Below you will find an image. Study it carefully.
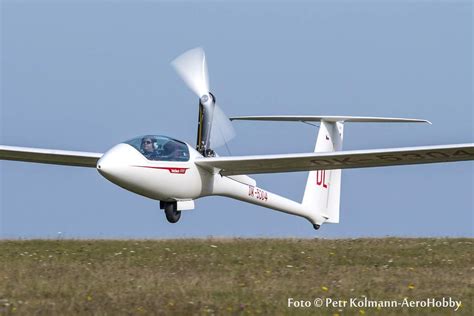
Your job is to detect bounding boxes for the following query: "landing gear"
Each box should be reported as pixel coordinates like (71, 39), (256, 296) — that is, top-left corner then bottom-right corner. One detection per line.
(162, 201), (181, 223)
(313, 224), (320, 230)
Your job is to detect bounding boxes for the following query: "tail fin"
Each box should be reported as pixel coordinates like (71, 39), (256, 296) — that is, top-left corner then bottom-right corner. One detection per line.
(230, 115), (430, 226)
(302, 120), (344, 223)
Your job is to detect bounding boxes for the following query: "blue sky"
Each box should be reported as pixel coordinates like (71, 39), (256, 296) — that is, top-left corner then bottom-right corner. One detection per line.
(1, 0), (472, 238)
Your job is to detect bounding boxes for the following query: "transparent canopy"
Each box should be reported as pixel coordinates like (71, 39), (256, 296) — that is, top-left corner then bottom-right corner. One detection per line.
(125, 135), (190, 162)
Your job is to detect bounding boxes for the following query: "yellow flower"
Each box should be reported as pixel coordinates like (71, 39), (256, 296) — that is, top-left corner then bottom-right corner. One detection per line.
(408, 284), (415, 290)
(359, 309), (366, 314)
(321, 286), (329, 291)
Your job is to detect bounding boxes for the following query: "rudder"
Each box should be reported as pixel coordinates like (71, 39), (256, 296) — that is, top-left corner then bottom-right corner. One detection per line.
(302, 120), (343, 223)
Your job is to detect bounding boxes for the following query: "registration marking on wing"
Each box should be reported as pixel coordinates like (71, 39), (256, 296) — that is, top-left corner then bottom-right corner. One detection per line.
(309, 149), (474, 167)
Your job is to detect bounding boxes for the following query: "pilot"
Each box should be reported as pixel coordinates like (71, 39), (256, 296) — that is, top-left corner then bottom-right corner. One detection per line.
(140, 137), (159, 160)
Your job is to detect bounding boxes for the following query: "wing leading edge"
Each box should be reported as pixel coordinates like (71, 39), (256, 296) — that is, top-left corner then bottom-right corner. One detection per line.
(0, 145), (102, 168)
(195, 144), (474, 176)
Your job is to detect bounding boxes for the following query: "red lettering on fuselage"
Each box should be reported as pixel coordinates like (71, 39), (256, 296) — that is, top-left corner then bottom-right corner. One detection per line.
(248, 185), (268, 201)
(133, 166), (188, 174)
(316, 170), (329, 188)
(248, 185), (255, 197)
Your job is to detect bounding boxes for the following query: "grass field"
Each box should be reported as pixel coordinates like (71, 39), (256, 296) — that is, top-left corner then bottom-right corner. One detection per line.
(0, 238), (472, 315)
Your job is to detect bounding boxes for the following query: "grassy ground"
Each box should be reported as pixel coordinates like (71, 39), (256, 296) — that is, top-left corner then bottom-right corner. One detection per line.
(0, 238), (472, 315)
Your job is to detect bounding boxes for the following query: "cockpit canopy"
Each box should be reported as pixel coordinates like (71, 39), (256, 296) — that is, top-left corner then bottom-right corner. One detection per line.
(125, 135), (190, 162)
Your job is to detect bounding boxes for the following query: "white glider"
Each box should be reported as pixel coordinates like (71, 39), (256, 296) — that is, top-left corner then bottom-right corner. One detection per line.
(1, 48), (473, 230)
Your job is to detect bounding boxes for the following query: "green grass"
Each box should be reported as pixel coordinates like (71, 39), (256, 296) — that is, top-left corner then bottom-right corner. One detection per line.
(0, 238), (472, 315)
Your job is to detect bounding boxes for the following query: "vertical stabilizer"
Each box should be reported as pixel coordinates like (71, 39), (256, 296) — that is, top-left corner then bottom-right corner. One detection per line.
(302, 120), (344, 223)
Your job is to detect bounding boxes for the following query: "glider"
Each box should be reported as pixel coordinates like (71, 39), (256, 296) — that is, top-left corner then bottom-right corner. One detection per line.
(1, 48), (473, 229)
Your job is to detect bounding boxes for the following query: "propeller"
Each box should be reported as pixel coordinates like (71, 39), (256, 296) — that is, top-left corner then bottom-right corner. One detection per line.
(210, 103), (235, 149)
(171, 47), (209, 98)
(171, 47), (235, 150)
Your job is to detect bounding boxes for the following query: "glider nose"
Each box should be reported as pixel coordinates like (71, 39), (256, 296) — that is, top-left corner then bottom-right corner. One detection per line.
(97, 148), (118, 178)
(96, 143), (141, 181)
(96, 154), (116, 178)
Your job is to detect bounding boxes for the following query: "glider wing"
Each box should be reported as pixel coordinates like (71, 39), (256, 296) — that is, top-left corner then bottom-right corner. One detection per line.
(0, 145), (102, 168)
(195, 144), (474, 175)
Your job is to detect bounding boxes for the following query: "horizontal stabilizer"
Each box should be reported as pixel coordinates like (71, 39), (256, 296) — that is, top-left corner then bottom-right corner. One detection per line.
(230, 115), (431, 124)
(0, 145), (102, 168)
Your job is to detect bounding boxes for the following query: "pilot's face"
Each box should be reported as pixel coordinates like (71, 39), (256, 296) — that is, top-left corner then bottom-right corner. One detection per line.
(142, 139), (154, 153)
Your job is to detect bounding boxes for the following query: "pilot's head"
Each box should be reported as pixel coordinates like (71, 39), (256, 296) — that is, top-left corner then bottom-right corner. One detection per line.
(141, 137), (156, 153)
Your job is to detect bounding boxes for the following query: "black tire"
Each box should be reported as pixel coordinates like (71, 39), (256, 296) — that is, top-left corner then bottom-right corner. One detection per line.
(164, 202), (181, 223)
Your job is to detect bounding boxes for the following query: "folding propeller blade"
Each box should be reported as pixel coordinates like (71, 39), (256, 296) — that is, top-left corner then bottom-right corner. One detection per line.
(210, 104), (236, 148)
(171, 47), (209, 98)
(172, 47), (235, 150)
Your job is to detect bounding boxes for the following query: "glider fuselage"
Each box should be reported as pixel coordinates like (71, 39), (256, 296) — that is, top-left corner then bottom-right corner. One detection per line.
(97, 140), (324, 225)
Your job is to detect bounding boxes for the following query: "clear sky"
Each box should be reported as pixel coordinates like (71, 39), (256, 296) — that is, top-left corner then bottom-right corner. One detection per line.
(1, 0), (472, 238)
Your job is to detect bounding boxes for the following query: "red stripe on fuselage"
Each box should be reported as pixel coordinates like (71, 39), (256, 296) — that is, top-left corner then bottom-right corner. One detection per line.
(132, 166), (188, 174)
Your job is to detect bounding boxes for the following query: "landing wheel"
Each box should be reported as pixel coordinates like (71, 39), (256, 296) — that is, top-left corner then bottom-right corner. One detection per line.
(313, 224), (320, 230)
(164, 202), (181, 223)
